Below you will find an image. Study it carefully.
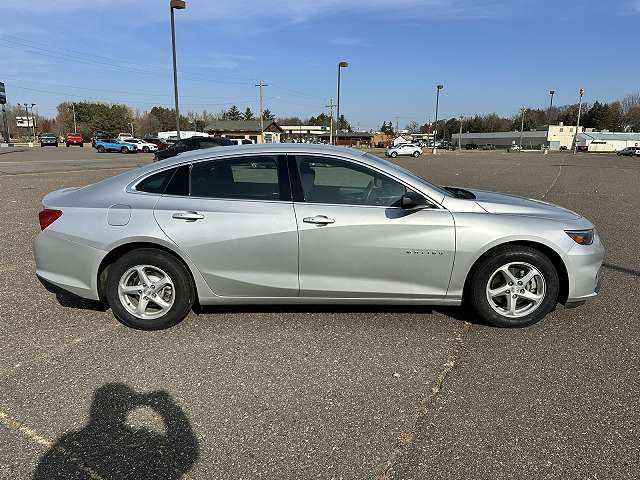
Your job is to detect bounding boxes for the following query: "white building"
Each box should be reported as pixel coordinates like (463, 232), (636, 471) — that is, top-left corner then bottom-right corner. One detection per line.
(157, 130), (209, 140)
(281, 125), (330, 142)
(576, 131), (640, 152)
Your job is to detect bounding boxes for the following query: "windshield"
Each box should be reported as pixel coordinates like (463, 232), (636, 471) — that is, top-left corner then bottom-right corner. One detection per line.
(362, 153), (451, 197)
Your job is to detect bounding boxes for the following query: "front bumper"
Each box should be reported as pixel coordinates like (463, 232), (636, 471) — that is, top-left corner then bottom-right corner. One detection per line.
(564, 233), (605, 304)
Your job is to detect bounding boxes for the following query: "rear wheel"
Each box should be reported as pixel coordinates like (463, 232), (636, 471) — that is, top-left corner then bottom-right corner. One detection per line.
(106, 248), (195, 330)
(413, 150), (420, 157)
(467, 246), (559, 327)
(142, 146), (150, 153)
(97, 145), (105, 153)
(391, 151), (398, 158)
(121, 146), (128, 154)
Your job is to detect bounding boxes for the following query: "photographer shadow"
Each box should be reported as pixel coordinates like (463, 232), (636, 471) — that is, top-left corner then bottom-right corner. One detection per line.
(33, 383), (199, 480)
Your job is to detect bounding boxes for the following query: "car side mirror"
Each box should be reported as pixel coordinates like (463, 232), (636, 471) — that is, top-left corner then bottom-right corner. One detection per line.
(401, 191), (429, 210)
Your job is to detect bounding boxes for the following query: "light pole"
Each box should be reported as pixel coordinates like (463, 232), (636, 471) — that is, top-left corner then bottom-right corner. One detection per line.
(458, 115), (463, 150)
(573, 88), (585, 154)
(336, 61), (348, 145)
(170, 0), (186, 140)
(548, 90), (555, 124)
(519, 107), (526, 150)
(27, 103), (36, 141)
(326, 97), (335, 145)
(71, 103), (77, 133)
(432, 84), (443, 153)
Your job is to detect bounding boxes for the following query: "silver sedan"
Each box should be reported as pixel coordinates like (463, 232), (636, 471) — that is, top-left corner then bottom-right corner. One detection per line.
(33, 144), (604, 330)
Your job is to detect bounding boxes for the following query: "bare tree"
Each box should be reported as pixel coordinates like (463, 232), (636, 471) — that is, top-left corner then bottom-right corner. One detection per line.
(405, 121), (421, 134)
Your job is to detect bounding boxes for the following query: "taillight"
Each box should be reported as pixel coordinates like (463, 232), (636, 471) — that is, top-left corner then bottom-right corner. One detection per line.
(39, 209), (63, 230)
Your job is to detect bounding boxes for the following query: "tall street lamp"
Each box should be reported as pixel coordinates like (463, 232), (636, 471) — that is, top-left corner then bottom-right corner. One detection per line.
(458, 115), (464, 150)
(548, 90), (555, 124)
(519, 107), (526, 150)
(432, 84), (443, 153)
(573, 88), (585, 154)
(335, 61), (348, 145)
(170, 0), (186, 140)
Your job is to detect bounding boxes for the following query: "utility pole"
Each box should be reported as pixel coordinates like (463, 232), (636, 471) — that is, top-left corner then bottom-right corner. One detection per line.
(326, 97), (335, 145)
(255, 80), (269, 143)
(71, 103), (77, 133)
(573, 88), (585, 154)
(336, 61), (348, 145)
(394, 116), (400, 135)
(519, 107), (526, 150)
(458, 115), (463, 150)
(28, 103), (36, 141)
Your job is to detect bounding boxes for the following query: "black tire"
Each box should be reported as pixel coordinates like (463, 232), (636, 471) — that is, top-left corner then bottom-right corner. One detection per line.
(80, 143), (84, 147)
(40, 143), (44, 148)
(97, 145), (105, 153)
(121, 146), (128, 154)
(467, 245), (559, 328)
(413, 150), (420, 157)
(142, 146), (150, 153)
(106, 248), (195, 330)
(391, 151), (398, 158)
(66, 143), (70, 147)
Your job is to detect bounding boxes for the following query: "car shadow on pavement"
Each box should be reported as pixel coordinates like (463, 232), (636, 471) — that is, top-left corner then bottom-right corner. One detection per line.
(33, 383), (199, 480)
(54, 293), (108, 312)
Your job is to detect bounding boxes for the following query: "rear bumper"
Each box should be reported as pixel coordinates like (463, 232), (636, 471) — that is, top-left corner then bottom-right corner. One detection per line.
(33, 231), (104, 301)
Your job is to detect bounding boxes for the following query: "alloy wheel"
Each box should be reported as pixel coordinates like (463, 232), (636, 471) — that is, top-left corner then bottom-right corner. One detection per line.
(485, 262), (546, 318)
(118, 265), (175, 320)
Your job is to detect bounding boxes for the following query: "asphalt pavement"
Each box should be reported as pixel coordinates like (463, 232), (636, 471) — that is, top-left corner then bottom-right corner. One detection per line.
(0, 146), (637, 479)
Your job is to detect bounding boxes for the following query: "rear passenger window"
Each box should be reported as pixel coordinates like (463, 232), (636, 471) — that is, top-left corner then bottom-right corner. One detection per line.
(164, 165), (190, 196)
(136, 168), (177, 194)
(190, 156), (280, 201)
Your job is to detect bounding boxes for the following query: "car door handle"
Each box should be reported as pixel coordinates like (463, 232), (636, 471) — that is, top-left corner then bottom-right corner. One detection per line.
(303, 215), (335, 225)
(172, 211), (204, 221)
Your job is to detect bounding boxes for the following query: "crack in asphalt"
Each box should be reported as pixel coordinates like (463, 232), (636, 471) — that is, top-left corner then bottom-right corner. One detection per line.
(376, 320), (472, 480)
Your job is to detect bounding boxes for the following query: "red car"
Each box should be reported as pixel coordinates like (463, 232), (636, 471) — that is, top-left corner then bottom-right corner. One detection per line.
(65, 133), (84, 147)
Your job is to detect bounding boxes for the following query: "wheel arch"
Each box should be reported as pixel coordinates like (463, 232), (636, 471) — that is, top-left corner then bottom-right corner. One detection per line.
(462, 240), (569, 305)
(97, 241), (200, 304)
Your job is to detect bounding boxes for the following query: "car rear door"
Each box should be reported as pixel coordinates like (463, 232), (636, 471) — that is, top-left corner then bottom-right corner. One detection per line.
(289, 154), (455, 298)
(153, 154), (299, 298)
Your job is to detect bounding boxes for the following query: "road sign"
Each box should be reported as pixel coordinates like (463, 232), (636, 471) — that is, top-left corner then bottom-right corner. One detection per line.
(0, 83), (6, 104)
(16, 116), (36, 128)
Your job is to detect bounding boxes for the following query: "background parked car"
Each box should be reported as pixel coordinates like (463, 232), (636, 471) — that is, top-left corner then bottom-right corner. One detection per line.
(94, 138), (138, 154)
(385, 144), (422, 158)
(121, 138), (158, 153)
(65, 132), (84, 147)
(143, 137), (171, 150)
(91, 132), (109, 148)
(154, 136), (234, 161)
(616, 146), (640, 157)
(40, 133), (58, 147)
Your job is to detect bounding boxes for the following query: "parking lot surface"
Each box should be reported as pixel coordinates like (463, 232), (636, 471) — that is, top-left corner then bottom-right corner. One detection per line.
(0, 147), (638, 479)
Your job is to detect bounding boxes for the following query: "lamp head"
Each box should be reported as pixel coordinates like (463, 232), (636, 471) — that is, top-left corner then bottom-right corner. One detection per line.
(437, 84), (444, 90)
(170, 0), (186, 9)
(338, 61), (349, 68)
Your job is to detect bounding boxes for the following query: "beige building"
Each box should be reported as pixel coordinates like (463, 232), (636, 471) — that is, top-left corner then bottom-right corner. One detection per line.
(547, 124), (583, 150)
(205, 120), (283, 144)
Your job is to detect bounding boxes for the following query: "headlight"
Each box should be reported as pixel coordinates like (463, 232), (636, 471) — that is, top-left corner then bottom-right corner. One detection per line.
(565, 229), (594, 245)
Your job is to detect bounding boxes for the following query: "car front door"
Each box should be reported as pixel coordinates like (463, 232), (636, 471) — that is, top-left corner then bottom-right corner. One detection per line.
(290, 155), (455, 298)
(153, 154), (299, 297)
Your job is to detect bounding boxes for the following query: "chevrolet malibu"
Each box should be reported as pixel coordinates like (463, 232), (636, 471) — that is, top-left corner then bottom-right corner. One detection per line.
(33, 144), (603, 330)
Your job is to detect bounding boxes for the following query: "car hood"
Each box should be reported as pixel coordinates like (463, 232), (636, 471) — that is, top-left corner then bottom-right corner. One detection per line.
(468, 188), (582, 220)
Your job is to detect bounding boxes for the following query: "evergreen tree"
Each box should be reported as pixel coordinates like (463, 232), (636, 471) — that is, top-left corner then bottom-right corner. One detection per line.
(243, 107), (255, 120)
(262, 108), (275, 121)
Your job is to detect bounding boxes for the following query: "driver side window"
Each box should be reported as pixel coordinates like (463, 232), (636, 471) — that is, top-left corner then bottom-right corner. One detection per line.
(295, 156), (407, 207)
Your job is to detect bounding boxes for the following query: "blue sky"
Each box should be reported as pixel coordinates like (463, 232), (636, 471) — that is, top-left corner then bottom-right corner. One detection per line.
(2, 0), (639, 130)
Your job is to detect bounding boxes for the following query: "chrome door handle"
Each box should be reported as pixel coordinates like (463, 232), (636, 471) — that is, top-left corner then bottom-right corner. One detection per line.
(172, 211), (204, 221)
(303, 215), (335, 225)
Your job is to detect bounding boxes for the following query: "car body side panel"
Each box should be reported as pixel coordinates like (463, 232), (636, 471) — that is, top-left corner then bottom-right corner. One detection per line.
(447, 212), (603, 300)
(153, 196), (300, 297)
(294, 203), (456, 298)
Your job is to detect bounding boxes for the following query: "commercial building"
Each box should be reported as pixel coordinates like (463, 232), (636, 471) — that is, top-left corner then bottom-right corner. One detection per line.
(281, 125), (330, 143)
(205, 120), (283, 144)
(576, 131), (640, 152)
(157, 130), (207, 140)
(454, 124), (581, 150)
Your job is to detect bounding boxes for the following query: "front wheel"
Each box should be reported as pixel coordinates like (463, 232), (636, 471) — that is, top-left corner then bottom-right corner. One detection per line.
(413, 150), (420, 157)
(121, 146), (129, 154)
(467, 246), (559, 327)
(142, 146), (150, 153)
(97, 145), (105, 153)
(390, 151), (398, 158)
(106, 248), (195, 330)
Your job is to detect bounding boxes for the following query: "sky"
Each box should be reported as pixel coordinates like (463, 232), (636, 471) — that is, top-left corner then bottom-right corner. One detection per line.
(2, 0), (639, 130)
